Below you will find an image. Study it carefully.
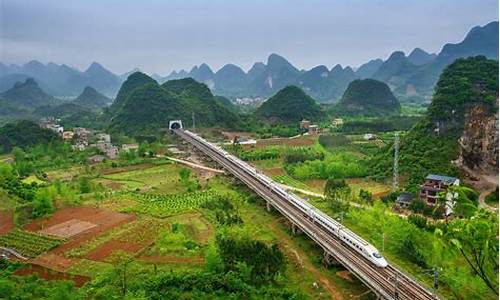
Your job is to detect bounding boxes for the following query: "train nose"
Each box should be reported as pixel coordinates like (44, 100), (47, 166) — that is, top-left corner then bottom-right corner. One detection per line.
(378, 258), (388, 268)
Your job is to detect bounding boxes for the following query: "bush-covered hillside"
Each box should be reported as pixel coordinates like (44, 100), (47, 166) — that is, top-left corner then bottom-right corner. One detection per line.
(72, 86), (111, 109)
(256, 85), (324, 123)
(370, 56), (498, 187)
(335, 79), (401, 116)
(109, 76), (241, 136)
(110, 72), (157, 113)
(0, 78), (56, 109)
(0, 120), (61, 153)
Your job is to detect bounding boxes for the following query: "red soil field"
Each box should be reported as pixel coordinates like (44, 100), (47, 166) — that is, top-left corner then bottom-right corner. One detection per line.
(86, 240), (143, 261)
(31, 253), (78, 272)
(0, 211), (14, 235)
(24, 207), (135, 255)
(14, 264), (90, 287)
(39, 219), (97, 238)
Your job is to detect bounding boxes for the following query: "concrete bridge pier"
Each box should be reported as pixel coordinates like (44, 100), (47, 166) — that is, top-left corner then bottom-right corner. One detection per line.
(266, 201), (272, 212)
(322, 250), (341, 267)
(291, 223), (302, 235)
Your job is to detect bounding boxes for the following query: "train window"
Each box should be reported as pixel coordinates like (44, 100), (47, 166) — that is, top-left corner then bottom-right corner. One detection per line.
(373, 252), (382, 258)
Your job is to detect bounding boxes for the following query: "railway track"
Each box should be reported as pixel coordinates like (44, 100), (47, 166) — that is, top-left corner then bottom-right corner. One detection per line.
(174, 129), (437, 300)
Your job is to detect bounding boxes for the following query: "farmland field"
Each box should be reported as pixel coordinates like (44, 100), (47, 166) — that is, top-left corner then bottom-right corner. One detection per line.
(97, 162), (188, 193)
(0, 229), (63, 257)
(124, 190), (222, 218)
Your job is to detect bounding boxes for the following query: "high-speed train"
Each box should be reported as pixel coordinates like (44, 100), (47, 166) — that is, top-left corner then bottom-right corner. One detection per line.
(182, 130), (388, 268)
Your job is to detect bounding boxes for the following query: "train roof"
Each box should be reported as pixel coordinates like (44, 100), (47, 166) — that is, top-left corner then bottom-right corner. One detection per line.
(340, 228), (369, 246)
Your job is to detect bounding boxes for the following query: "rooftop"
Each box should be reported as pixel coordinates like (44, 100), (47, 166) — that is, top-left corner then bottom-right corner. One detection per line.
(396, 192), (415, 203)
(425, 174), (459, 184)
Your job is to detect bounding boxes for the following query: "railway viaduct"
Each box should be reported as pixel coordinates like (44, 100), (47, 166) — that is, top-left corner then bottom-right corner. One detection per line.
(173, 128), (438, 300)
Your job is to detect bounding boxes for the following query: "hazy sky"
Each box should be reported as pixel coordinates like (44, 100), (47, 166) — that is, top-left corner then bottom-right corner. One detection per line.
(0, 0), (497, 75)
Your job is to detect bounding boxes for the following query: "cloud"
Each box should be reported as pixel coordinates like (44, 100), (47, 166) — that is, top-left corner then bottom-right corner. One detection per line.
(1, 0), (497, 74)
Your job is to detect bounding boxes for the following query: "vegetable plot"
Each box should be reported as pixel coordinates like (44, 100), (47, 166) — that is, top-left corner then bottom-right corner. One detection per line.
(130, 190), (221, 218)
(0, 229), (63, 257)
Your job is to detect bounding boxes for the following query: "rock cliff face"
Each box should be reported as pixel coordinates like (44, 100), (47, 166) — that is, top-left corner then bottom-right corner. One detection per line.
(458, 102), (499, 174)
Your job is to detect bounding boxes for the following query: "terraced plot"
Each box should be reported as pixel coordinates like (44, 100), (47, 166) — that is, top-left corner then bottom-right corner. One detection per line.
(127, 190), (222, 218)
(0, 229), (63, 257)
(101, 164), (184, 192)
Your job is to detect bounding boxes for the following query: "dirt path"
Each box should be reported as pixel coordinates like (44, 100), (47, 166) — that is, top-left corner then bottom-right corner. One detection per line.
(269, 218), (344, 300)
(462, 165), (498, 212)
(477, 173), (498, 211)
(0, 211), (14, 235)
(137, 255), (205, 264)
(165, 156), (225, 174)
(279, 184), (363, 209)
(478, 185), (498, 211)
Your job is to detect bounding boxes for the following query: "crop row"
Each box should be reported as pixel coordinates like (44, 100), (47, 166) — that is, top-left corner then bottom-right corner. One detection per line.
(273, 175), (310, 190)
(131, 190), (221, 218)
(0, 229), (63, 257)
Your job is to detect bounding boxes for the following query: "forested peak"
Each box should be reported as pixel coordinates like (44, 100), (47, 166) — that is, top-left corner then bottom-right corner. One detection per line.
(427, 56), (498, 130)
(112, 71), (157, 110)
(337, 78), (400, 116)
(162, 77), (212, 99)
(256, 85), (323, 123)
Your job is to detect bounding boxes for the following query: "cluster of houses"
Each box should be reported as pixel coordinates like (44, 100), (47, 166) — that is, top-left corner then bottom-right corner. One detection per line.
(40, 120), (139, 164)
(396, 174), (460, 217)
(40, 118), (64, 134)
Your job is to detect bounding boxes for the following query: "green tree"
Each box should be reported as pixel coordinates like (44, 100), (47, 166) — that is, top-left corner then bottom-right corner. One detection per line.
(216, 232), (286, 283)
(446, 210), (499, 294)
(407, 214), (427, 229)
(32, 188), (55, 217)
(79, 177), (92, 194)
(178, 168), (199, 192)
(359, 189), (373, 204)
(324, 178), (351, 215)
(325, 178), (347, 199)
(11, 147), (26, 162)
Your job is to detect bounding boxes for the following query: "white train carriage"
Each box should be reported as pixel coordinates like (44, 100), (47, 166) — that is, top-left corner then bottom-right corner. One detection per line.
(338, 228), (388, 268)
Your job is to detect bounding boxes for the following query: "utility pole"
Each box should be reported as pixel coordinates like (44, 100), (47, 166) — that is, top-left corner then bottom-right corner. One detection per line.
(392, 131), (400, 192)
(192, 111), (196, 129)
(423, 267), (440, 299)
(433, 268), (439, 299)
(381, 232), (385, 252)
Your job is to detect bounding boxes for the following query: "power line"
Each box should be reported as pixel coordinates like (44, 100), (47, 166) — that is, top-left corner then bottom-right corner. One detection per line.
(393, 131), (400, 192)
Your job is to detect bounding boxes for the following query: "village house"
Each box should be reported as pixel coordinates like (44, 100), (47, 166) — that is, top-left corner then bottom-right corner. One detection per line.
(87, 155), (106, 164)
(331, 118), (344, 128)
(122, 143), (139, 152)
(420, 174), (460, 215)
(97, 141), (119, 159)
(96, 133), (111, 143)
(395, 192), (415, 209)
(41, 122), (64, 134)
(300, 119), (311, 129)
(62, 131), (74, 141)
(308, 124), (319, 135)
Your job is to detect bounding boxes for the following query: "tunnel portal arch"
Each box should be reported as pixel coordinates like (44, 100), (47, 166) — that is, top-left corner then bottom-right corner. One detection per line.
(169, 120), (183, 130)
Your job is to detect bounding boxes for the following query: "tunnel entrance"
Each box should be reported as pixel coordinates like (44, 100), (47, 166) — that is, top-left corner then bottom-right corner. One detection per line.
(169, 120), (183, 130)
